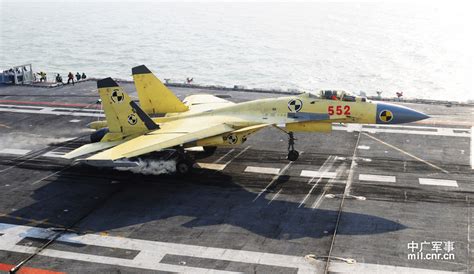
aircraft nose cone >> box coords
[376,103,430,124]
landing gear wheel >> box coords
[287,150,299,161]
[176,159,193,175]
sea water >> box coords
[0,2,472,101]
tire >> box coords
[176,159,193,175]
[287,150,299,161]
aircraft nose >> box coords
[376,103,429,124]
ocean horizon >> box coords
[1,1,472,101]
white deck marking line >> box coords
[471,126,473,169]
[300,170,336,180]
[359,174,396,183]
[343,131,362,196]
[324,131,362,273]
[196,163,227,171]
[267,188,283,205]
[363,133,449,174]
[311,163,346,209]
[202,146,249,172]
[357,145,370,150]
[0,136,84,174]
[0,106,104,118]
[329,260,463,273]
[224,146,250,166]
[0,223,315,273]
[42,151,66,158]
[332,124,470,137]
[298,156,335,208]
[31,163,76,185]
[213,149,235,164]
[467,196,471,272]
[419,178,458,187]
[69,119,81,123]
[245,166,280,175]
[0,148,31,155]
[253,154,301,202]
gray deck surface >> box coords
[0,81,472,273]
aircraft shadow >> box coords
[2,165,406,240]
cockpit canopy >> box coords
[321,90,356,101]
[307,90,362,102]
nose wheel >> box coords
[287,131,300,161]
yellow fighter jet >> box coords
[64,65,429,174]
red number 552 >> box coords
[328,105,351,115]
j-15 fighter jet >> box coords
[64,65,429,174]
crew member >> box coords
[67,72,74,85]
[56,73,63,84]
[38,71,47,82]
[81,72,86,80]
[75,72,81,81]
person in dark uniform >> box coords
[75,72,81,81]
[67,72,74,85]
[56,74,63,84]
[81,72,86,80]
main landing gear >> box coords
[174,147,195,176]
[287,131,300,161]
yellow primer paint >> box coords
[98,85,149,141]
[66,66,425,163]
[133,71,188,114]
[286,122,332,132]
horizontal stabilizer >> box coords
[129,101,160,130]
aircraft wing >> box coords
[63,140,123,159]
[85,117,235,162]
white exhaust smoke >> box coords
[116,159,176,175]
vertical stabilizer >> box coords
[132,65,189,114]
[97,78,150,136]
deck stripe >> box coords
[363,133,450,174]
[332,124,470,137]
[245,166,280,175]
[0,148,31,155]
[471,126,473,169]
[0,99,100,109]
[197,163,227,171]
[359,174,396,183]
[42,151,66,158]
[0,223,315,273]
[419,178,458,187]
[300,170,336,179]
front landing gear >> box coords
[287,131,300,161]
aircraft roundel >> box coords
[288,99,303,112]
[379,110,393,122]
[227,134,238,144]
[127,114,138,125]
[111,89,124,103]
